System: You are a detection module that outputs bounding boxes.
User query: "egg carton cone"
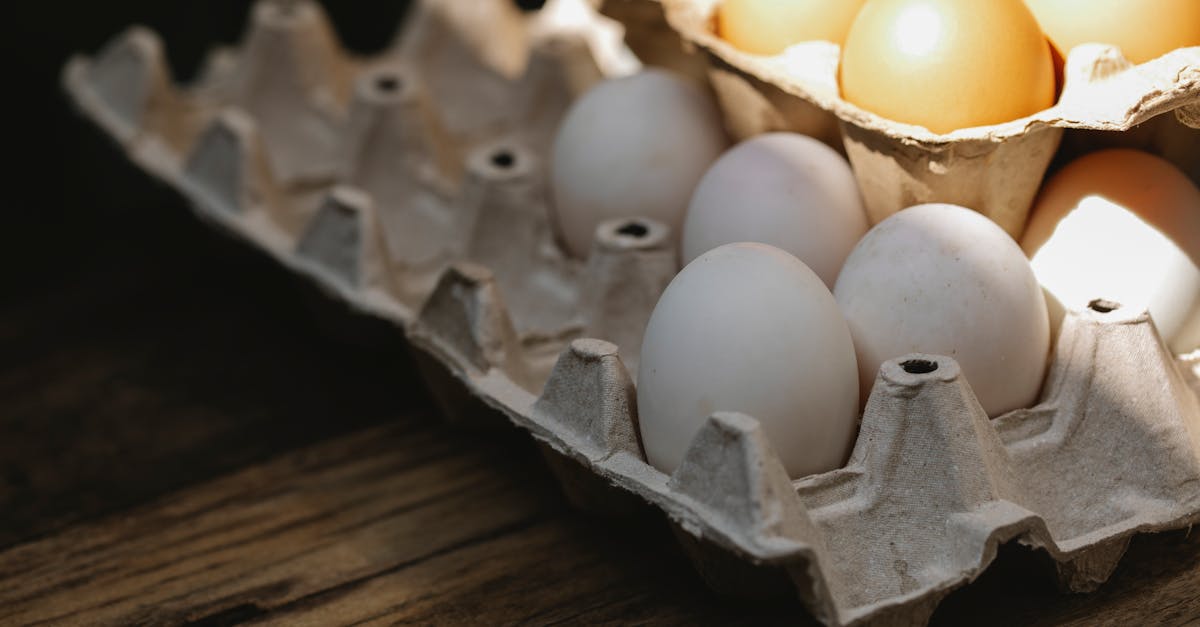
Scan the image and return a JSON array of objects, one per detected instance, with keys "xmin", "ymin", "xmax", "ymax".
[
  {"xmin": 632, "ymin": 0, "xmax": 1200, "ymax": 238},
  {"xmin": 64, "ymin": 2, "xmax": 1200, "ymax": 626},
  {"xmin": 61, "ymin": 0, "xmax": 650, "ymax": 364}
]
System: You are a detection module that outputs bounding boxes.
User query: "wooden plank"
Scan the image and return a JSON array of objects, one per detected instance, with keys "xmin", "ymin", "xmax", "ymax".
[
  {"xmin": 0, "ymin": 199, "xmax": 430, "ymax": 548},
  {"xmin": 0, "ymin": 422, "xmax": 803, "ymax": 626},
  {"xmin": 0, "ymin": 423, "xmax": 537, "ymax": 624},
  {"xmin": 935, "ymin": 529, "xmax": 1200, "ymax": 626},
  {"xmin": 3, "ymin": 413, "xmax": 1196, "ymax": 625}
]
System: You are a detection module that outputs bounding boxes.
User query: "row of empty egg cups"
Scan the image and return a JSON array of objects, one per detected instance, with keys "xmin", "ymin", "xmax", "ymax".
[
  {"xmin": 61, "ymin": 7, "xmax": 681, "ymax": 373},
  {"xmin": 70, "ymin": 25, "xmax": 1200, "ymax": 626},
  {"xmin": 629, "ymin": 0, "xmax": 1200, "ymax": 239}
]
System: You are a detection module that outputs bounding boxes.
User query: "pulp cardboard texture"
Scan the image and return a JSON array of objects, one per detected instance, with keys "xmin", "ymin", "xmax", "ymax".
[
  {"xmin": 64, "ymin": 1, "xmax": 1200, "ymax": 625},
  {"xmin": 646, "ymin": 0, "xmax": 1200, "ymax": 237}
]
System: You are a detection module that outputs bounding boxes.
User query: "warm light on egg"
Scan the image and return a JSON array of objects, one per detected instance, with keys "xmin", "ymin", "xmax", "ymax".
[
  {"xmin": 718, "ymin": 0, "xmax": 867, "ymax": 56},
  {"xmin": 1027, "ymin": 196, "xmax": 1200, "ymax": 352},
  {"xmin": 1022, "ymin": 149, "xmax": 1200, "ymax": 353},
  {"xmin": 1024, "ymin": 0, "xmax": 1200, "ymax": 65},
  {"xmin": 840, "ymin": 0, "xmax": 1056, "ymax": 134},
  {"xmin": 892, "ymin": 4, "xmax": 942, "ymax": 57}
]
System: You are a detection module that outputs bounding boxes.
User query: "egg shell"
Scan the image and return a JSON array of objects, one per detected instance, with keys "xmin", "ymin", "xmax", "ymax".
[
  {"xmin": 717, "ymin": 0, "xmax": 867, "ymax": 56},
  {"xmin": 1022, "ymin": 149, "xmax": 1200, "ymax": 352},
  {"xmin": 637, "ymin": 242, "xmax": 860, "ymax": 478},
  {"xmin": 839, "ymin": 0, "xmax": 1056, "ymax": 135},
  {"xmin": 834, "ymin": 203, "xmax": 1050, "ymax": 417},
  {"xmin": 1024, "ymin": 0, "xmax": 1200, "ymax": 66},
  {"xmin": 681, "ymin": 133, "xmax": 868, "ymax": 287},
  {"xmin": 550, "ymin": 69, "xmax": 727, "ymax": 258}
]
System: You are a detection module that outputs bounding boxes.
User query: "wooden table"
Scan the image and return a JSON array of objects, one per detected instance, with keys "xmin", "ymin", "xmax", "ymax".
[{"xmin": 4, "ymin": 2, "xmax": 1198, "ymax": 624}]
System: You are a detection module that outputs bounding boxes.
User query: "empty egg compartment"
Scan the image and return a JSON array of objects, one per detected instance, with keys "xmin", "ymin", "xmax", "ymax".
[
  {"xmin": 632, "ymin": 0, "xmax": 1200, "ymax": 237},
  {"xmin": 62, "ymin": 0, "xmax": 662, "ymax": 366},
  {"xmin": 64, "ymin": 1, "xmax": 1200, "ymax": 625}
]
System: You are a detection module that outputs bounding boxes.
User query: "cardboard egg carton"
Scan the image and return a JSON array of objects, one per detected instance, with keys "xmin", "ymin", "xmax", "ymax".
[
  {"xmin": 628, "ymin": 0, "xmax": 1200, "ymax": 237},
  {"xmin": 61, "ymin": 0, "xmax": 654, "ymax": 370},
  {"xmin": 64, "ymin": 1, "xmax": 1200, "ymax": 625}
]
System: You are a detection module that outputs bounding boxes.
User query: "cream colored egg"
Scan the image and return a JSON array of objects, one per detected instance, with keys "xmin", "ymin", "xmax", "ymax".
[
  {"xmin": 1024, "ymin": 0, "xmax": 1200, "ymax": 65},
  {"xmin": 839, "ymin": 0, "xmax": 1056, "ymax": 134},
  {"xmin": 1022, "ymin": 149, "xmax": 1200, "ymax": 353},
  {"xmin": 718, "ymin": 0, "xmax": 868, "ymax": 55},
  {"xmin": 637, "ymin": 242, "xmax": 860, "ymax": 478},
  {"xmin": 681, "ymin": 133, "xmax": 868, "ymax": 287},
  {"xmin": 834, "ymin": 203, "xmax": 1050, "ymax": 416},
  {"xmin": 550, "ymin": 70, "xmax": 727, "ymax": 259}
]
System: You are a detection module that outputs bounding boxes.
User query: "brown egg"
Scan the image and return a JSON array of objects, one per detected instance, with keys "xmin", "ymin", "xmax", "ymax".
[
  {"xmin": 718, "ymin": 0, "xmax": 867, "ymax": 56},
  {"xmin": 1024, "ymin": 0, "xmax": 1200, "ymax": 65},
  {"xmin": 1022, "ymin": 149, "xmax": 1200, "ymax": 352},
  {"xmin": 840, "ymin": 0, "xmax": 1056, "ymax": 134},
  {"xmin": 1023, "ymin": 150, "xmax": 1200, "ymax": 261}
]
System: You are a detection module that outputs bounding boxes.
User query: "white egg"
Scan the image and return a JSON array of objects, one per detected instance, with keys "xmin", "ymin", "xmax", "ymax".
[
  {"xmin": 637, "ymin": 242, "xmax": 860, "ymax": 478},
  {"xmin": 833, "ymin": 203, "xmax": 1050, "ymax": 417},
  {"xmin": 682, "ymin": 133, "xmax": 868, "ymax": 287},
  {"xmin": 550, "ymin": 69, "xmax": 727, "ymax": 259}
]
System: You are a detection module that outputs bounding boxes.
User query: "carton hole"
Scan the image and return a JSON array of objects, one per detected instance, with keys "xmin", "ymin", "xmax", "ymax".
[
  {"xmin": 513, "ymin": 0, "xmax": 547, "ymax": 11},
  {"xmin": 1088, "ymin": 299, "xmax": 1121, "ymax": 314},
  {"xmin": 616, "ymin": 221, "xmax": 649, "ymax": 238},
  {"xmin": 901, "ymin": 359, "xmax": 938, "ymax": 375},
  {"xmin": 491, "ymin": 150, "xmax": 516, "ymax": 169},
  {"xmin": 375, "ymin": 74, "xmax": 402, "ymax": 93}
]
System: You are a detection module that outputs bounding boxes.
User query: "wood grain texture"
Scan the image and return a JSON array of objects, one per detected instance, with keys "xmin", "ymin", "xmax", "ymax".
[
  {"xmin": 933, "ymin": 531, "xmax": 1200, "ymax": 626},
  {"xmin": 0, "ymin": 407, "xmax": 1196, "ymax": 626},
  {"xmin": 0, "ymin": 422, "xmax": 802, "ymax": 626}
]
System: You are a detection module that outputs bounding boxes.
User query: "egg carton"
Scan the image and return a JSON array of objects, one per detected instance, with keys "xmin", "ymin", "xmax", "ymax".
[
  {"xmin": 63, "ymin": 2, "xmax": 1200, "ymax": 626},
  {"xmin": 61, "ymin": 0, "xmax": 656, "ymax": 366},
  {"xmin": 626, "ymin": 0, "xmax": 1200, "ymax": 238}
]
